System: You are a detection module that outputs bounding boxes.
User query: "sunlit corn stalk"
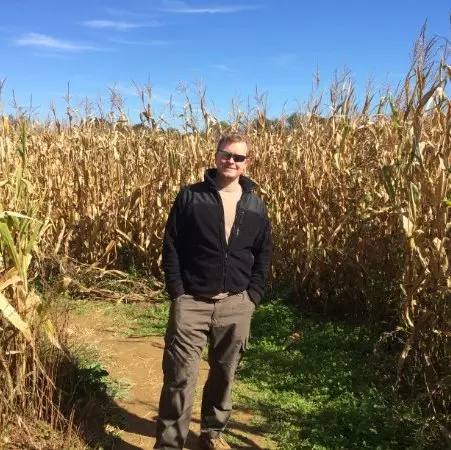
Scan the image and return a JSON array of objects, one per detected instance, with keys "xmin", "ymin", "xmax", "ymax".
[
  {"xmin": 0, "ymin": 118, "xmax": 60, "ymax": 428},
  {"xmin": 381, "ymin": 29, "xmax": 450, "ymax": 423}
]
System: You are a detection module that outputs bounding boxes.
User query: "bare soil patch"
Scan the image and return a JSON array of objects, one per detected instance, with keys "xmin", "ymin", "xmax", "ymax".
[{"xmin": 68, "ymin": 305, "xmax": 273, "ymax": 449}]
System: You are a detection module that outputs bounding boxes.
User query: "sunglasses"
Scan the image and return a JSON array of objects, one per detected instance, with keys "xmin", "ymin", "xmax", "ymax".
[{"xmin": 218, "ymin": 150, "xmax": 247, "ymax": 163}]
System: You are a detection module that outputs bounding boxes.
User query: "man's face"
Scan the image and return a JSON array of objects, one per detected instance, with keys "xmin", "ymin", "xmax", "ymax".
[{"xmin": 215, "ymin": 141, "xmax": 249, "ymax": 181}]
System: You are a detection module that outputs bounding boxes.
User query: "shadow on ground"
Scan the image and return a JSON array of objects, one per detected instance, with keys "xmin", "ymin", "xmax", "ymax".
[
  {"xmin": 56, "ymin": 352, "xmax": 266, "ymax": 449},
  {"xmin": 71, "ymin": 392, "xmax": 265, "ymax": 449}
]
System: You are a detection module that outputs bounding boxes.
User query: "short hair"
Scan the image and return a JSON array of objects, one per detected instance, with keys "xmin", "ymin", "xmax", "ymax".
[{"xmin": 216, "ymin": 133, "xmax": 250, "ymax": 154}]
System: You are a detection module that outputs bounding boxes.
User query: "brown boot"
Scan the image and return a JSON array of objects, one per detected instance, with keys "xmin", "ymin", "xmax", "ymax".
[{"xmin": 199, "ymin": 434, "xmax": 232, "ymax": 449}]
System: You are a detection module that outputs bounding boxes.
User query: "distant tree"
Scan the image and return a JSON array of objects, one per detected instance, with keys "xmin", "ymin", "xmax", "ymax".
[
  {"xmin": 219, "ymin": 120, "xmax": 231, "ymax": 130},
  {"xmin": 287, "ymin": 112, "xmax": 303, "ymax": 130},
  {"xmin": 132, "ymin": 123, "xmax": 148, "ymax": 131},
  {"xmin": 165, "ymin": 127, "xmax": 180, "ymax": 135},
  {"xmin": 207, "ymin": 120, "xmax": 231, "ymax": 138},
  {"xmin": 265, "ymin": 118, "xmax": 285, "ymax": 132},
  {"xmin": 248, "ymin": 114, "xmax": 284, "ymax": 133}
]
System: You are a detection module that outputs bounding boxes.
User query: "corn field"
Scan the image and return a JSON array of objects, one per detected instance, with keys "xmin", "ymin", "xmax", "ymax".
[
  {"xmin": 0, "ymin": 32, "xmax": 450, "ymax": 439},
  {"xmin": 0, "ymin": 119, "xmax": 75, "ymax": 444}
]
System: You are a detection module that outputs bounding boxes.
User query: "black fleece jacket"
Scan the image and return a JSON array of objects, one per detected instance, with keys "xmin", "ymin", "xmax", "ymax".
[{"xmin": 162, "ymin": 168, "xmax": 272, "ymax": 305}]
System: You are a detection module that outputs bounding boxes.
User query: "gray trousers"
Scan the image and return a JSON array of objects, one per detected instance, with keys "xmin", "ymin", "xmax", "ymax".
[{"xmin": 154, "ymin": 291, "xmax": 255, "ymax": 450}]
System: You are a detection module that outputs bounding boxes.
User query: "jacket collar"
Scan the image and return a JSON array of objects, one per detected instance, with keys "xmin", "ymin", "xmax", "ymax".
[{"xmin": 204, "ymin": 168, "xmax": 257, "ymax": 192}]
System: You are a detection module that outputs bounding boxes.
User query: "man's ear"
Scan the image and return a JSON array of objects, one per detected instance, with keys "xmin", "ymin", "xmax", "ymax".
[{"xmin": 245, "ymin": 157, "xmax": 252, "ymax": 168}]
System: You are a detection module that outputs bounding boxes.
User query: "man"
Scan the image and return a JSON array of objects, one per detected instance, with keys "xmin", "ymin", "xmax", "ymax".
[{"xmin": 155, "ymin": 134, "xmax": 272, "ymax": 450}]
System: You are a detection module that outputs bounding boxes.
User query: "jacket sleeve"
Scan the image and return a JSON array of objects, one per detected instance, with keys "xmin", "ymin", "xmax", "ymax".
[
  {"xmin": 162, "ymin": 189, "xmax": 186, "ymax": 300},
  {"xmin": 247, "ymin": 207, "xmax": 272, "ymax": 306}
]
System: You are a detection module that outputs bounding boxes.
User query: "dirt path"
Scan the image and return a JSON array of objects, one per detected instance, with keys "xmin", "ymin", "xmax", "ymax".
[{"xmin": 68, "ymin": 308, "xmax": 272, "ymax": 449}]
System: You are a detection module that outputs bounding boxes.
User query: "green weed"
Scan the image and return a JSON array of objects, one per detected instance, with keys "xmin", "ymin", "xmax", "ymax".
[
  {"xmin": 119, "ymin": 300, "xmax": 170, "ymax": 337},
  {"xmin": 68, "ymin": 295, "xmax": 441, "ymax": 448},
  {"xmin": 68, "ymin": 298, "xmax": 170, "ymax": 337},
  {"xmin": 234, "ymin": 296, "xmax": 438, "ymax": 449}
]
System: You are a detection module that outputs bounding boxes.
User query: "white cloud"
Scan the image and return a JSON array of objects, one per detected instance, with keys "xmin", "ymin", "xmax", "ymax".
[
  {"xmin": 14, "ymin": 33, "xmax": 101, "ymax": 51},
  {"xmin": 82, "ymin": 19, "xmax": 161, "ymax": 31},
  {"xmin": 211, "ymin": 64, "xmax": 235, "ymax": 72},
  {"xmin": 160, "ymin": 1, "xmax": 261, "ymax": 14},
  {"xmin": 110, "ymin": 38, "xmax": 171, "ymax": 46}
]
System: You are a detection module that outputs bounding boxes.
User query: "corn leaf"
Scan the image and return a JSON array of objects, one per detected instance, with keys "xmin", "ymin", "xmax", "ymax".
[
  {"xmin": 0, "ymin": 222, "xmax": 20, "ymax": 270},
  {"xmin": 0, "ymin": 292, "xmax": 32, "ymax": 343}
]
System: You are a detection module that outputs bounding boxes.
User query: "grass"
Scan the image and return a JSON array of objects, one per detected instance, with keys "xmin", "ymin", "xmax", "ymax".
[
  {"xmin": 68, "ymin": 293, "xmax": 439, "ymax": 449},
  {"xmin": 232, "ymin": 291, "xmax": 439, "ymax": 450},
  {"xmin": 69, "ymin": 298, "xmax": 170, "ymax": 337}
]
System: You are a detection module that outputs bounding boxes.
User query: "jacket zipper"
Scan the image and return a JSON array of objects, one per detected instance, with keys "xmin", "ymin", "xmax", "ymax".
[
  {"xmin": 229, "ymin": 196, "xmax": 245, "ymax": 248},
  {"xmin": 234, "ymin": 208, "xmax": 245, "ymax": 240},
  {"xmin": 225, "ymin": 194, "xmax": 245, "ymax": 290}
]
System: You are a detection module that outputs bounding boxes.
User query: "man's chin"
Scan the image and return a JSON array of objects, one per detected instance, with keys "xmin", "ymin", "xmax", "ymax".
[{"xmin": 222, "ymin": 172, "xmax": 240, "ymax": 179}]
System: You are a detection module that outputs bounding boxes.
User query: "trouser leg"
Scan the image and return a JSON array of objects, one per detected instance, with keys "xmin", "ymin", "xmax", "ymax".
[
  {"xmin": 201, "ymin": 291, "xmax": 255, "ymax": 438},
  {"xmin": 155, "ymin": 295, "xmax": 212, "ymax": 450}
]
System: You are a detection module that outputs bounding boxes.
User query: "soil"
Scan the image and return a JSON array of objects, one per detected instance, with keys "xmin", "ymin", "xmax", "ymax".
[{"xmin": 68, "ymin": 307, "xmax": 272, "ymax": 450}]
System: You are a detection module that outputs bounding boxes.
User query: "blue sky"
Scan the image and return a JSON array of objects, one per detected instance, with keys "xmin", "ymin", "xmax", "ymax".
[{"xmin": 1, "ymin": 0, "xmax": 450, "ymax": 125}]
